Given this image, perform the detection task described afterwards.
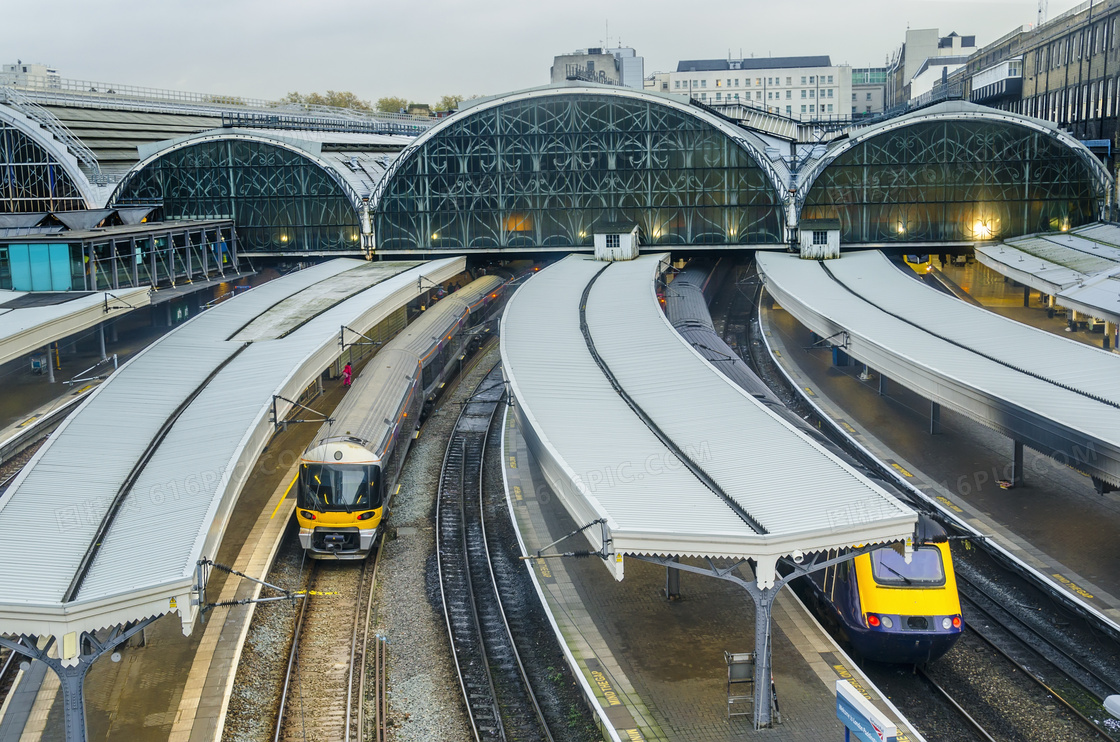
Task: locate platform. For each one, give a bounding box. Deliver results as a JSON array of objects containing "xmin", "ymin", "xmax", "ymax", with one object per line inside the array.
[
  {"xmin": 0, "ymin": 256, "xmax": 464, "ymax": 655},
  {"xmin": 502, "ymin": 414, "xmax": 923, "ymax": 742}
]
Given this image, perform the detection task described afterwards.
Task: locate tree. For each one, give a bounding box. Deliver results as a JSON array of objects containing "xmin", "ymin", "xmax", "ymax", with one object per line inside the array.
[
  {"xmin": 434, "ymin": 94, "xmax": 464, "ymax": 112},
  {"xmin": 281, "ymin": 90, "xmax": 373, "ymax": 112},
  {"xmin": 376, "ymin": 96, "xmax": 411, "ymax": 114}
]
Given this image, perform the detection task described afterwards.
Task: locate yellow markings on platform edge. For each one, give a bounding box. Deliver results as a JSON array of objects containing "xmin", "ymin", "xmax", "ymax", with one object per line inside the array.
[
  {"xmin": 590, "ymin": 669, "xmax": 622, "ymax": 707},
  {"xmin": 803, "ymin": 387, "xmax": 815, "ymax": 396},
  {"xmin": 17, "ymin": 415, "xmax": 39, "ymax": 428},
  {"xmin": 1053, "ymin": 573, "xmax": 1095, "ymax": 600},
  {"xmin": 74, "ymin": 384, "xmax": 93, "ymax": 395},
  {"xmin": 623, "ymin": 730, "xmax": 645, "ymax": 741},
  {"xmin": 535, "ymin": 559, "xmax": 552, "ymax": 578},
  {"xmin": 890, "ymin": 462, "xmax": 914, "ymax": 478},
  {"xmin": 396, "ymin": 484, "xmax": 402, "ymax": 495},
  {"xmin": 935, "ymin": 495, "xmax": 964, "ymax": 514},
  {"xmin": 271, "ymin": 476, "xmax": 299, "ymax": 519},
  {"xmin": 508, "ymin": 455, "xmax": 517, "ymax": 469},
  {"xmin": 513, "ymin": 485, "xmax": 523, "ymax": 501},
  {"xmin": 839, "ymin": 420, "xmax": 856, "ymax": 434}
]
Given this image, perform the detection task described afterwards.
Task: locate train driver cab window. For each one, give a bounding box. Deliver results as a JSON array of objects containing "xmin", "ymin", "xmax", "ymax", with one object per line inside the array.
[
  {"xmin": 301, "ymin": 464, "xmax": 381, "ymax": 510},
  {"xmin": 870, "ymin": 546, "xmax": 945, "ymax": 587}
]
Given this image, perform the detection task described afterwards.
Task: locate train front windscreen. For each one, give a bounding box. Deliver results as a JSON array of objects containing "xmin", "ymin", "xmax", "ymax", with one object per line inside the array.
[{"xmin": 299, "ymin": 464, "xmax": 382, "ymax": 511}]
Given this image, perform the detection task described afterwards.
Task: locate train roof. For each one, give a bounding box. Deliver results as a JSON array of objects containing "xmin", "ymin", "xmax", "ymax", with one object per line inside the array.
[{"xmin": 312, "ymin": 275, "xmax": 504, "ymax": 455}]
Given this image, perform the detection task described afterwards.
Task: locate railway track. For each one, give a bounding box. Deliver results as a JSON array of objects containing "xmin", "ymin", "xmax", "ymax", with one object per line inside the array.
[
  {"xmin": 957, "ymin": 572, "xmax": 1118, "ymax": 740},
  {"xmin": 274, "ymin": 543, "xmax": 386, "ymax": 742},
  {"xmin": 437, "ymin": 365, "xmax": 552, "ymax": 742}
]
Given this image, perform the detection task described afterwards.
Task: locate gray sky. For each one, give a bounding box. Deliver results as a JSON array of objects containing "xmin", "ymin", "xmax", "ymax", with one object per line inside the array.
[{"xmin": 2, "ymin": 0, "xmax": 1088, "ymax": 105}]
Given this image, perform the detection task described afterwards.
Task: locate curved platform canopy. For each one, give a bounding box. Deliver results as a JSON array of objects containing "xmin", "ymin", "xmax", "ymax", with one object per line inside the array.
[
  {"xmin": 0, "ymin": 256, "xmax": 464, "ymax": 656},
  {"xmin": 371, "ymin": 83, "xmax": 790, "ymax": 253},
  {"xmin": 757, "ymin": 250, "xmax": 1120, "ymax": 491},
  {"xmin": 500, "ymin": 254, "xmax": 916, "ymax": 587},
  {"xmin": 795, "ymin": 100, "xmax": 1113, "ymax": 244},
  {"xmin": 975, "ymin": 223, "xmax": 1120, "ymax": 326},
  {"xmin": 0, "ymin": 287, "xmax": 151, "ymax": 367}
]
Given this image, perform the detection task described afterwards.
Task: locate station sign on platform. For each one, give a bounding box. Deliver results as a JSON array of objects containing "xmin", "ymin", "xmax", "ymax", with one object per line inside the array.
[{"xmin": 836, "ymin": 680, "xmax": 897, "ymax": 742}]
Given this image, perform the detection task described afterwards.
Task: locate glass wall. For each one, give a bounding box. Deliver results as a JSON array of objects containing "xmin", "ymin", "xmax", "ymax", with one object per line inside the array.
[
  {"xmin": 0, "ymin": 243, "xmax": 82, "ymax": 290},
  {"xmin": 802, "ymin": 120, "xmax": 1103, "ymax": 243},
  {"xmin": 0, "ymin": 122, "xmax": 86, "ymax": 213},
  {"xmin": 112, "ymin": 139, "xmax": 360, "ymax": 253},
  {"xmin": 374, "ymin": 93, "xmax": 784, "ymax": 250}
]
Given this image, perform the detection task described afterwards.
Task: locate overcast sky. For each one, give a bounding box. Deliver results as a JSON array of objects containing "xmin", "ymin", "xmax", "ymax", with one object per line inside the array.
[{"xmin": 2, "ymin": 0, "xmax": 1089, "ymax": 105}]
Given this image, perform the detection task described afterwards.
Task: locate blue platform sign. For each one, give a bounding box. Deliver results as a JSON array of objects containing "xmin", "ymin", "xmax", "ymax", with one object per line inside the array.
[{"xmin": 836, "ymin": 680, "xmax": 897, "ymax": 742}]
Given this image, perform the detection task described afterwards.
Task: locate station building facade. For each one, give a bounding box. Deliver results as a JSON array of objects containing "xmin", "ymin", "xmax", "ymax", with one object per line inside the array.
[{"xmin": 0, "ymin": 82, "xmax": 1113, "ymax": 258}]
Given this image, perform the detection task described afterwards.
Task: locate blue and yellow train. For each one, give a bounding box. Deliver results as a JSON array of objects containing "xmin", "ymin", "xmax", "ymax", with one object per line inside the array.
[{"xmin": 296, "ymin": 275, "xmax": 507, "ymax": 559}]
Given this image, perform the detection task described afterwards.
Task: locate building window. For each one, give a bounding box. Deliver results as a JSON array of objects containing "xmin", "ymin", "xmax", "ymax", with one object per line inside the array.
[
  {"xmin": 716, "ymin": 79, "xmax": 722, "ymax": 87},
  {"xmin": 605, "ymin": 234, "xmax": 620, "ymax": 248},
  {"xmin": 693, "ymin": 79, "xmax": 699, "ymax": 87},
  {"xmin": 745, "ymin": 78, "xmax": 751, "ymax": 86},
  {"xmin": 866, "ymin": 92, "xmax": 872, "ymax": 100},
  {"xmin": 701, "ymin": 80, "xmax": 707, "ymax": 87},
  {"xmin": 755, "ymin": 78, "xmax": 761, "ymax": 85},
  {"xmin": 801, "ymin": 76, "xmax": 807, "ymax": 84},
  {"xmin": 810, "ymin": 104, "xmax": 815, "ymax": 113},
  {"xmin": 701, "ymin": 92, "xmax": 706, "ymax": 99},
  {"xmin": 828, "ymin": 75, "xmax": 834, "ymax": 84},
  {"xmin": 786, "ymin": 90, "xmax": 791, "ymax": 99},
  {"xmin": 715, "ymin": 92, "xmax": 721, "ymax": 100},
  {"xmin": 827, "ymin": 89, "xmax": 833, "ymax": 98},
  {"xmin": 786, "ymin": 105, "xmax": 792, "ymax": 114},
  {"xmin": 812, "ymin": 231, "xmax": 828, "ymax": 245},
  {"xmin": 852, "ymin": 93, "xmax": 857, "ymax": 101},
  {"xmin": 734, "ymin": 78, "xmax": 739, "ymax": 86},
  {"xmin": 809, "ymin": 76, "xmax": 815, "ymax": 83},
  {"xmin": 786, "ymin": 77, "xmax": 792, "ymax": 85},
  {"xmin": 801, "ymin": 90, "xmax": 807, "ymax": 98},
  {"xmin": 801, "ymin": 105, "xmax": 807, "ymax": 113},
  {"xmin": 810, "ymin": 89, "xmax": 815, "ymax": 97},
  {"xmin": 674, "ymin": 80, "xmax": 680, "ymax": 89},
  {"xmin": 827, "ymin": 104, "xmax": 833, "ymax": 112}
]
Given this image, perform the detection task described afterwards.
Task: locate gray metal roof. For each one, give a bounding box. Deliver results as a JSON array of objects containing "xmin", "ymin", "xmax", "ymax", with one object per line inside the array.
[
  {"xmin": 0, "ymin": 286, "xmax": 152, "ymax": 367},
  {"xmin": 757, "ymin": 250, "xmax": 1120, "ymax": 489},
  {"xmin": 500, "ymin": 254, "xmax": 915, "ymax": 586},
  {"xmin": 0, "ymin": 256, "xmax": 464, "ymax": 648},
  {"xmin": 976, "ymin": 225, "xmax": 1120, "ymax": 325}
]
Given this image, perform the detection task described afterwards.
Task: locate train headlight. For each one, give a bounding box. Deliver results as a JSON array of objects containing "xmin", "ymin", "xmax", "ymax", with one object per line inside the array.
[
  {"xmin": 300, "ymin": 510, "xmax": 316, "ymax": 520},
  {"xmin": 357, "ymin": 511, "xmax": 377, "ymax": 521},
  {"xmin": 952, "ymin": 616, "xmax": 962, "ymax": 629},
  {"xmin": 942, "ymin": 617, "xmax": 952, "ymax": 630},
  {"xmin": 867, "ymin": 614, "xmax": 880, "ymax": 627},
  {"xmin": 880, "ymin": 615, "xmax": 894, "ymax": 629}
]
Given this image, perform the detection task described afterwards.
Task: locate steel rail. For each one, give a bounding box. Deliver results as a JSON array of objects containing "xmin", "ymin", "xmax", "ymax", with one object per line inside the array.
[
  {"xmin": 915, "ymin": 667, "xmax": 1000, "ymax": 742},
  {"xmin": 273, "ymin": 560, "xmax": 317, "ymax": 742}
]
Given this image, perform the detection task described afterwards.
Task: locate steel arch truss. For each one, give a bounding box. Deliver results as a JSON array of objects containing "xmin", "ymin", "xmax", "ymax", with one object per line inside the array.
[
  {"xmin": 372, "ymin": 90, "xmax": 787, "ymax": 250},
  {"xmin": 109, "ymin": 134, "xmax": 362, "ymax": 253},
  {"xmin": 795, "ymin": 111, "xmax": 1112, "ymax": 243},
  {"xmin": 0, "ymin": 117, "xmax": 89, "ymax": 213}
]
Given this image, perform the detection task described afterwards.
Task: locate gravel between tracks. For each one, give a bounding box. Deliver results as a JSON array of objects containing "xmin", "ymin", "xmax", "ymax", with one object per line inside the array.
[{"xmin": 370, "ymin": 346, "xmax": 502, "ymax": 742}]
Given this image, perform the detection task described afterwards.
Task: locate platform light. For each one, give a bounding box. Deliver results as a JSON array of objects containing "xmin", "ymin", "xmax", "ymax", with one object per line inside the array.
[
  {"xmin": 280, "ymin": 234, "xmax": 289, "ymax": 243},
  {"xmin": 973, "ymin": 220, "xmax": 993, "ymax": 240},
  {"xmin": 896, "ymin": 222, "xmax": 906, "ymax": 235},
  {"xmin": 431, "ymin": 232, "xmax": 439, "ymax": 240}
]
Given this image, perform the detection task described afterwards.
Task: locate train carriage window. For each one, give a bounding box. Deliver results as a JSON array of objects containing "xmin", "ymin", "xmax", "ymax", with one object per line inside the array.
[{"xmin": 870, "ymin": 546, "xmax": 945, "ymax": 587}]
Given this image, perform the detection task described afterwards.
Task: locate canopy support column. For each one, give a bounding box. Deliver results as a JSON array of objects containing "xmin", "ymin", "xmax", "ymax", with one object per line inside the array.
[
  {"xmin": 930, "ymin": 401, "xmax": 941, "ymax": 435},
  {"xmin": 1012, "ymin": 440, "xmax": 1025, "ymax": 488},
  {"xmin": 0, "ymin": 617, "xmax": 158, "ymax": 742},
  {"xmin": 631, "ymin": 542, "xmax": 897, "ymax": 730}
]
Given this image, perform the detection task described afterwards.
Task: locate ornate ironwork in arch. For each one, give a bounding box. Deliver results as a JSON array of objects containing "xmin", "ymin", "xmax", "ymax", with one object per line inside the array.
[
  {"xmin": 373, "ymin": 93, "xmax": 785, "ymax": 250},
  {"xmin": 801, "ymin": 119, "xmax": 1106, "ymax": 243},
  {"xmin": 0, "ymin": 120, "xmax": 86, "ymax": 213},
  {"xmin": 111, "ymin": 138, "xmax": 360, "ymax": 253}
]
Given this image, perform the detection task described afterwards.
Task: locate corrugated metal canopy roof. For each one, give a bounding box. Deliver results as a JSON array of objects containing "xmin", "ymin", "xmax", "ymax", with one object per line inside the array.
[
  {"xmin": 757, "ymin": 250, "xmax": 1120, "ymax": 489},
  {"xmin": 501, "ymin": 254, "xmax": 915, "ymax": 586},
  {"xmin": 0, "ymin": 256, "xmax": 465, "ymax": 647}
]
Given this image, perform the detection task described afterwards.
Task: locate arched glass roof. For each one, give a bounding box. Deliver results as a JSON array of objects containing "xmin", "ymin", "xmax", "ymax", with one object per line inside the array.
[
  {"xmin": 373, "ymin": 88, "xmax": 786, "ymax": 250},
  {"xmin": 801, "ymin": 110, "xmax": 1109, "ymax": 243},
  {"xmin": 111, "ymin": 136, "xmax": 361, "ymax": 254},
  {"xmin": 0, "ymin": 117, "xmax": 87, "ymax": 213}
]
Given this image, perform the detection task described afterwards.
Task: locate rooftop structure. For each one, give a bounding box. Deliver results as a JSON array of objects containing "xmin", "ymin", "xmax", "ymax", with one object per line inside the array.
[
  {"xmin": 669, "ymin": 56, "xmax": 849, "ymax": 120},
  {"xmin": 551, "ymin": 46, "xmax": 644, "ymax": 89},
  {"xmin": 975, "ymin": 224, "xmax": 1120, "ymax": 327},
  {"xmin": 501, "ymin": 252, "xmax": 916, "ymax": 728},
  {"xmin": 757, "ymin": 250, "xmax": 1120, "ymax": 494}
]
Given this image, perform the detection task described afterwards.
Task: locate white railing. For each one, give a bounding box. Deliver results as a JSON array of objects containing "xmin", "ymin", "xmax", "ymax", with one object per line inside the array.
[
  {"xmin": 0, "ymin": 85, "xmax": 101, "ymax": 174},
  {"xmin": 0, "ymin": 72, "xmax": 435, "ymax": 126}
]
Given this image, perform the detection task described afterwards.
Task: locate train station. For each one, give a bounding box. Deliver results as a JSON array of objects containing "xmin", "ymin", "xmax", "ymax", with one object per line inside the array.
[{"xmin": 3, "ymin": 30, "xmax": 1120, "ymax": 742}]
